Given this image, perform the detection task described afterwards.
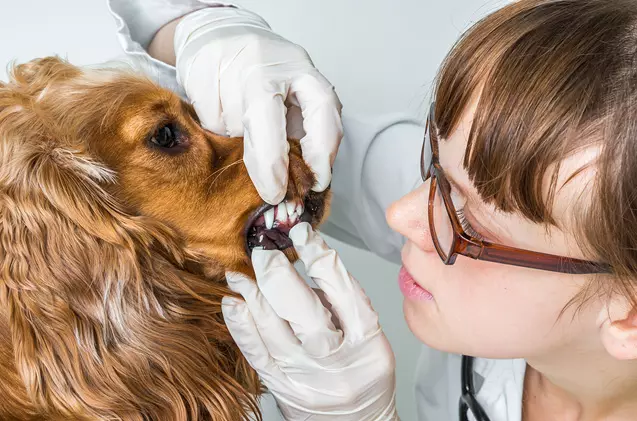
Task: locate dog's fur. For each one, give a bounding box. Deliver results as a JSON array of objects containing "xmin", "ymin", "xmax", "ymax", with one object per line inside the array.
[{"xmin": 0, "ymin": 57, "xmax": 329, "ymax": 421}]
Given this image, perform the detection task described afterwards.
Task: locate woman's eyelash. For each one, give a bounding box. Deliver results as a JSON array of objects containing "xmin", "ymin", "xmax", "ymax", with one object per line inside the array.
[{"xmin": 456, "ymin": 208, "xmax": 484, "ymax": 240}]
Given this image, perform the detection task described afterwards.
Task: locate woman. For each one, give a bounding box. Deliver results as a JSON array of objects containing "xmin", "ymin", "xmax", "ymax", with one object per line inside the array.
[{"xmin": 109, "ymin": 0, "xmax": 637, "ymax": 419}]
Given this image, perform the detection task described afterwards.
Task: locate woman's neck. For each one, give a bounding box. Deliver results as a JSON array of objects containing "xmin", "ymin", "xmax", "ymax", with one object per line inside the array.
[{"xmin": 524, "ymin": 349, "xmax": 637, "ymax": 421}]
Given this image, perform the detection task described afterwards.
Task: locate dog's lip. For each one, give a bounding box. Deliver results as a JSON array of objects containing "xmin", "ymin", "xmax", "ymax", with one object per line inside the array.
[{"xmin": 243, "ymin": 202, "xmax": 275, "ymax": 239}]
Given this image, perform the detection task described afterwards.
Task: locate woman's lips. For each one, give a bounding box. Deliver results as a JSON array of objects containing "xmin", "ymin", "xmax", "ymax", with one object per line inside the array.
[{"xmin": 398, "ymin": 266, "xmax": 433, "ymax": 301}]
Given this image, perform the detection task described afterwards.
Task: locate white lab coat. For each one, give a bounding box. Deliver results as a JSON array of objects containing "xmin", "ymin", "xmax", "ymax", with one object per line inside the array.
[{"xmin": 107, "ymin": 1, "xmax": 528, "ymax": 420}]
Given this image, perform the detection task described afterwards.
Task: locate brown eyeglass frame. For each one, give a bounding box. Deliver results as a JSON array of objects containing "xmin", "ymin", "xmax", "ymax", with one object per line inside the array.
[{"xmin": 422, "ymin": 103, "xmax": 612, "ymax": 275}]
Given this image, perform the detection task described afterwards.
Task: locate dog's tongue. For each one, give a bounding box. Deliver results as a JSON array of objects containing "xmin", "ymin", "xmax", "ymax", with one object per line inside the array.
[{"xmin": 254, "ymin": 226, "xmax": 293, "ymax": 250}]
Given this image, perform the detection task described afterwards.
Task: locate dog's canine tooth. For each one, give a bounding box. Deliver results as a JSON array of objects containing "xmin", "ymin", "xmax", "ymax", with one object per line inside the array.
[
  {"xmin": 285, "ymin": 200, "xmax": 296, "ymax": 217},
  {"xmin": 276, "ymin": 202, "xmax": 287, "ymax": 223},
  {"xmin": 264, "ymin": 208, "xmax": 275, "ymax": 229},
  {"xmin": 296, "ymin": 202, "xmax": 304, "ymax": 216}
]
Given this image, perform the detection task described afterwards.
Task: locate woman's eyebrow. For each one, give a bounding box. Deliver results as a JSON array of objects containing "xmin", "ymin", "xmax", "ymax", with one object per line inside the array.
[
  {"xmin": 437, "ymin": 153, "xmax": 490, "ymax": 209},
  {"xmin": 440, "ymin": 165, "xmax": 473, "ymax": 199}
]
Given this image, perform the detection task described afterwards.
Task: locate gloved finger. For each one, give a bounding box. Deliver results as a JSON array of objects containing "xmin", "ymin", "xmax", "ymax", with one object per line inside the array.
[
  {"xmin": 251, "ymin": 249, "xmax": 344, "ymax": 357},
  {"xmin": 312, "ymin": 287, "xmax": 341, "ymax": 330},
  {"xmin": 242, "ymin": 77, "xmax": 290, "ymax": 205},
  {"xmin": 289, "ymin": 223, "xmax": 381, "ymax": 341},
  {"xmin": 180, "ymin": 46, "xmax": 227, "ymax": 136},
  {"xmin": 290, "ymin": 70, "xmax": 343, "ymax": 193},
  {"xmin": 219, "ymin": 69, "xmax": 247, "ymax": 137},
  {"xmin": 221, "ymin": 296, "xmax": 287, "ymax": 382},
  {"xmin": 225, "ymin": 271, "xmax": 302, "ymax": 362}
]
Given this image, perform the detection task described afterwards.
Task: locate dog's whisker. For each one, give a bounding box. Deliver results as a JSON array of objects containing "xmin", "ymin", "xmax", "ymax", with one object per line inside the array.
[
  {"xmin": 206, "ymin": 159, "xmax": 244, "ymax": 193},
  {"xmin": 203, "ymin": 158, "xmax": 243, "ymax": 183}
]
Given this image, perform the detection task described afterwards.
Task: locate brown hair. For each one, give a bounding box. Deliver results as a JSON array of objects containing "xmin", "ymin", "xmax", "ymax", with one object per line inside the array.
[{"xmin": 433, "ymin": 0, "xmax": 637, "ymax": 306}]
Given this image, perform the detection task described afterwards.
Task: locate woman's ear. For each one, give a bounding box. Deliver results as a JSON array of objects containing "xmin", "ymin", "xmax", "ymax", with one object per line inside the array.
[{"xmin": 599, "ymin": 299, "xmax": 637, "ymax": 360}]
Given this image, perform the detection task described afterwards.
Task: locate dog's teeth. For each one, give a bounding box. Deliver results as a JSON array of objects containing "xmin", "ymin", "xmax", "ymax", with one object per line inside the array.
[
  {"xmin": 286, "ymin": 201, "xmax": 296, "ymax": 217},
  {"xmin": 289, "ymin": 212, "xmax": 298, "ymax": 223},
  {"xmin": 264, "ymin": 208, "xmax": 275, "ymax": 229},
  {"xmin": 276, "ymin": 202, "xmax": 287, "ymax": 223},
  {"xmin": 296, "ymin": 203, "xmax": 304, "ymax": 215}
]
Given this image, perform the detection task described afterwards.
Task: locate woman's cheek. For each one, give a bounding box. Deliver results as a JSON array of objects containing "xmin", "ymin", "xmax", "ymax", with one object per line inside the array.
[{"xmin": 432, "ymin": 259, "xmax": 525, "ymax": 333}]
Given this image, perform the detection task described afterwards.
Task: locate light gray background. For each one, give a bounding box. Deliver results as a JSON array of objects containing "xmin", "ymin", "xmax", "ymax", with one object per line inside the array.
[{"xmin": 1, "ymin": 1, "xmax": 509, "ymax": 419}]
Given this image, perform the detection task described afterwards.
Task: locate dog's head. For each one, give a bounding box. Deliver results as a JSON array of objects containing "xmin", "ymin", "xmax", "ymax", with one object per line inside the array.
[
  {"xmin": 0, "ymin": 56, "xmax": 329, "ymax": 273},
  {"xmin": 0, "ymin": 57, "xmax": 330, "ymax": 420}
]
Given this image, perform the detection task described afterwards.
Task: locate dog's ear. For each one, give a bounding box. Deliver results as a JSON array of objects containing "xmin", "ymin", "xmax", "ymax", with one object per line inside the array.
[
  {"xmin": 2, "ymin": 56, "xmax": 81, "ymax": 99},
  {"xmin": 0, "ymin": 58, "xmax": 261, "ymax": 420}
]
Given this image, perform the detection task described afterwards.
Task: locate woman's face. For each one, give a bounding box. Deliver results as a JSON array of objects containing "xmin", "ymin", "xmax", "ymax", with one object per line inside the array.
[{"xmin": 386, "ymin": 99, "xmax": 607, "ymax": 359}]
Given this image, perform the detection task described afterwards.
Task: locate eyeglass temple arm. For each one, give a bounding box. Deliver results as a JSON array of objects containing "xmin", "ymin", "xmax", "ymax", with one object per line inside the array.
[
  {"xmin": 457, "ymin": 237, "xmax": 610, "ymax": 274},
  {"xmin": 468, "ymin": 242, "xmax": 611, "ymax": 274}
]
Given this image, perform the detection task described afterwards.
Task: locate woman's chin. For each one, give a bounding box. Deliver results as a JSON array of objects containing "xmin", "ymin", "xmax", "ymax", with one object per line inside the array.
[
  {"xmin": 402, "ymin": 299, "xmax": 445, "ymax": 348},
  {"xmin": 402, "ymin": 301, "xmax": 530, "ymax": 359},
  {"xmin": 402, "ymin": 299, "xmax": 470, "ymax": 355}
]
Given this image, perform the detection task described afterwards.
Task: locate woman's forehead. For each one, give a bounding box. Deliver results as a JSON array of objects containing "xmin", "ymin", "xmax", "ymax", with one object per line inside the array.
[{"xmin": 436, "ymin": 98, "xmax": 480, "ymax": 200}]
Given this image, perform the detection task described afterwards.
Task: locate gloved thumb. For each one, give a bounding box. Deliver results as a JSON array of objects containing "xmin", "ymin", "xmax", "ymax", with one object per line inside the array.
[{"xmin": 221, "ymin": 296, "xmax": 276, "ymax": 374}]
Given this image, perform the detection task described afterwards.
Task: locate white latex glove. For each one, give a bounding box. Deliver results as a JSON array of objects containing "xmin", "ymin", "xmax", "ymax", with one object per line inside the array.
[
  {"xmin": 221, "ymin": 223, "xmax": 398, "ymax": 421},
  {"xmin": 174, "ymin": 7, "xmax": 343, "ymax": 205}
]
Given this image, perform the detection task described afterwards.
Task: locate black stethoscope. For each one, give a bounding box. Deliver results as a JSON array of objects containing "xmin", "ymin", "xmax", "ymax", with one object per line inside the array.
[{"xmin": 459, "ymin": 356, "xmax": 492, "ymax": 421}]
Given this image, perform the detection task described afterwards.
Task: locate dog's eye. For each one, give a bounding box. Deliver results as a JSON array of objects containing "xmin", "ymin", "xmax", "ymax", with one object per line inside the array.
[{"xmin": 150, "ymin": 123, "xmax": 180, "ymax": 148}]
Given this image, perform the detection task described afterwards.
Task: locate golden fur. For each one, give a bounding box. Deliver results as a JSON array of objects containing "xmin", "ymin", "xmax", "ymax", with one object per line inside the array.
[{"xmin": 0, "ymin": 57, "xmax": 329, "ymax": 421}]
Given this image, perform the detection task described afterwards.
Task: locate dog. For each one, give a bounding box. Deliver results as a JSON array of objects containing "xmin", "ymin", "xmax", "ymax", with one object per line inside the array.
[{"xmin": 0, "ymin": 56, "xmax": 330, "ymax": 421}]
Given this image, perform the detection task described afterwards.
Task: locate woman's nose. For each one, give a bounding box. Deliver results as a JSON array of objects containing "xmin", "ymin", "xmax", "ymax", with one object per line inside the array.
[{"xmin": 386, "ymin": 181, "xmax": 435, "ymax": 252}]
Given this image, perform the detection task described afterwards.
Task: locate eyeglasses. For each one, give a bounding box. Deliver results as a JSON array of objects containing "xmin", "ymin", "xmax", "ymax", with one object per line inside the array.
[{"xmin": 422, "ymin": 103, "xmax": 612, "ymax": 274}]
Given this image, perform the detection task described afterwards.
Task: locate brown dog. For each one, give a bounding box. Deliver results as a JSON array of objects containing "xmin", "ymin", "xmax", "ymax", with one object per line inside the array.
[{"xmin": 0, "ymin": 56, "xmax": 330, "ymax": 421}]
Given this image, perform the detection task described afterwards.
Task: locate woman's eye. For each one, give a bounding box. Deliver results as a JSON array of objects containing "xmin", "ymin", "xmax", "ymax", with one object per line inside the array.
[
  {"xmin": 150, "ymin": 123, "xmax": 179, "ymax": 148},
  {"xmin": 456, "ymin": 208, "xmax": 484, "ymax": 241}
]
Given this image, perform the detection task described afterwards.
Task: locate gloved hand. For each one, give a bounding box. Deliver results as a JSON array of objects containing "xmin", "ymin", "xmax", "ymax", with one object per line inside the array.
[
  {"xmin": 221, "ymin": 223, "xmax": 399, "ymax": 420},
  {"xmin": 174, "ymin": 7, "xmax": 343, "ymax": 205}
]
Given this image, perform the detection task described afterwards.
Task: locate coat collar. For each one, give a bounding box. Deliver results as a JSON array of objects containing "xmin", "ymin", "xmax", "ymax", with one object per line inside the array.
[{"xmin": 470, "ymin": 357, "xmax": 527, "ymax": 421}]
